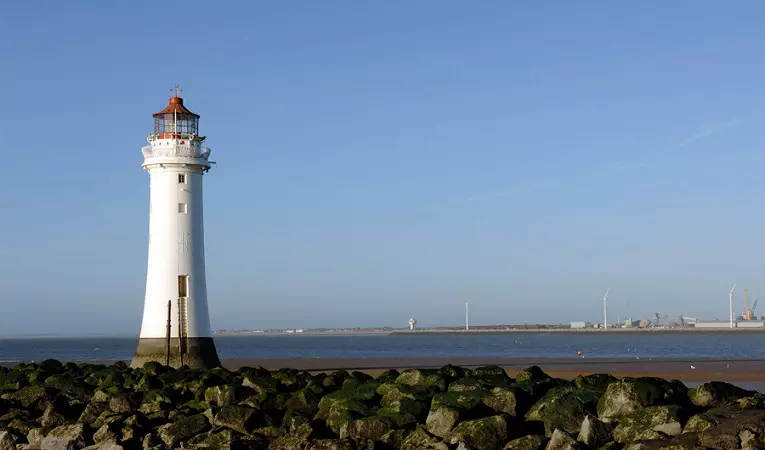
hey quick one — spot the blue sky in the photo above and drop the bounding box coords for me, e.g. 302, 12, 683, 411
2, 1, 765, 335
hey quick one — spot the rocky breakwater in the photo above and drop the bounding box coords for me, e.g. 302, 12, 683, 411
1, 361, 765, 449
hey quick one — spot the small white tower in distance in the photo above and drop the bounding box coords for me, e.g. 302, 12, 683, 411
409, 317, 417, 330
131, 86, 221, 369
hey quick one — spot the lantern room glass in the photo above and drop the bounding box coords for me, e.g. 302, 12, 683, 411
154, 113, 199, 137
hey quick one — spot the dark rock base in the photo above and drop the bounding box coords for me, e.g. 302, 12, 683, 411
131, 337, 221, 369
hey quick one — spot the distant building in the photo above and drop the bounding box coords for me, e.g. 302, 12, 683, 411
570, 321, 592, 329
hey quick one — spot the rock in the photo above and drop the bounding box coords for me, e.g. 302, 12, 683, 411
396, 369, 447, 391
597, 379, 665, 421
205, 384, 247, 406
82, 443, 124, 450
400, 424, 450, 450
377, 382, 432, 406
40, 424, 87, 450
376, 369, 401, 384
577, 415, 612, 447
445, 414, 509, 450
341, 416, 394, 440
214, 405, 257, 434
93, 422, 120, 444
516, 366, 551, 384
426, 391, 492, 437
736, 393, 765, 409
2, 386, 49, 409
545, 429, 580, 450
438, 365, 469, 382
141, 433, 162, 450
28, 428, 45, 446
0, 431, 18, 450
612, 405, 684, 444
682, 413, 719, 433
378, 398, 427, 427
157, 414, 210, 448
285, 389, 320, 415
138, 390, 173, 414
482, 385, 534, 417
188, 429, 266, 450
502, 434, 546, 450
687, 381, 753, 408
525, 387, 599, 436
307, 439, 356, 450
573, 374, 617, 392
269, 421, 330, 450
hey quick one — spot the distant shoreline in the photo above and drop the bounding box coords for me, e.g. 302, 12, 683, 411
212, 327, 765, 336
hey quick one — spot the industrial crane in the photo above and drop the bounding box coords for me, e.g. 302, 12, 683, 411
740, 289, 759, 321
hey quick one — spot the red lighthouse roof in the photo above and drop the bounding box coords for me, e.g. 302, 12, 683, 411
153, 96, 199, 118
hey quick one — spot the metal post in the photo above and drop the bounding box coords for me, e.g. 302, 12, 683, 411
166, 300, 171, 366
178, 298, 184, 367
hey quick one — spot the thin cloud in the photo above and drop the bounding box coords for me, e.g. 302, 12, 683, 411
674, 119, 739, 149
456, 117, 742, 204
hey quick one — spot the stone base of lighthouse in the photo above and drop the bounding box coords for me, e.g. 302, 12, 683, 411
131, 337, 221, 369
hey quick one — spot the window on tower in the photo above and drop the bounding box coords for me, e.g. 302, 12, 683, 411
178, 174, 186, 184
178, 203, 187, 214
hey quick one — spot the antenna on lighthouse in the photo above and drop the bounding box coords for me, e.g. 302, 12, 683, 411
603, 289, 610, 330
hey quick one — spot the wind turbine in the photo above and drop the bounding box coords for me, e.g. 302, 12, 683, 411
603, 289, 610, 329
465, 300, 471, 331
729, 284, 737, 329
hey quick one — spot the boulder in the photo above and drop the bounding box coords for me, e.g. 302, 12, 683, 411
525, 387, 599, 436
502, 434, 546, 450
157, 414, 210, 448
28, 428, 45, 446
40, 423, 88, 450
92, 422, 120, 444
482, 385, 534, 417
269, 421, 330, 450
0, 431, 18, 450
426, 391, 492, 437
400, 424, 450, 450
205, 384, 248, 406
576, 415, 612, 448
377, 382, 432, 406
214, 405, 257, 434
188, 429, 267, 450
375, 369, 401, 384
545, 428, 580, 450
378, 398, 427, 427
2, 386, 50, 409
612, 405, 684, 444
285, 389, 320, 415
683, 412, 720, 433
341, 415, 394, 440
396, 369, 447, 391
445, 414, 510, 450
573, 374, 617, 393
597, 379, 665, 421
687, 381, 753, 408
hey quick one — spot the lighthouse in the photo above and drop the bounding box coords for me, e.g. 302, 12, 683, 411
131, 86, 221, 369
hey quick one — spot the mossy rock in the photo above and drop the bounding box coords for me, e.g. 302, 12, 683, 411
525, 387, 600, 436
445, 414, 510, 450
270, 420, 332, 450
1, 385, 50, 409
340, 415, 395, 440
515, 366, 551, 384
138, 389, 173, 414
574, 373, 617, 393
376, 369, 401, 383
502, 434, 547, 449
577, 415, 613, 448
284, 388, 320, 415
546, 428, 580, 450
482, 385, 535, 417
401, 424, 450, 450
40, 423, 88, 450
377, 382, 433, 406
426, 390, 493, 438
213, 405, 259, 434
597, 379, 666, 422
449, 376, 490, 392
157, 413, 210, 448
396, 369, 447, 391
687, 381, 753, 408
271, 369, 307, 391
242, 376, 282, 394
612, 405, 684, 444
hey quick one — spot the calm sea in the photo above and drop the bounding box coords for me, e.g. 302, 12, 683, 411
1, 332, 763, 362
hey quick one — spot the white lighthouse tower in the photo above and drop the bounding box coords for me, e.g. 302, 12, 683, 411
131, 86, 221, 369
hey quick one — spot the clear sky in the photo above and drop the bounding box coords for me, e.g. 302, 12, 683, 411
2, 1, 765, 336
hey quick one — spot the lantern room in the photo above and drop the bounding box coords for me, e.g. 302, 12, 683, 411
152, 95, 200, 139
